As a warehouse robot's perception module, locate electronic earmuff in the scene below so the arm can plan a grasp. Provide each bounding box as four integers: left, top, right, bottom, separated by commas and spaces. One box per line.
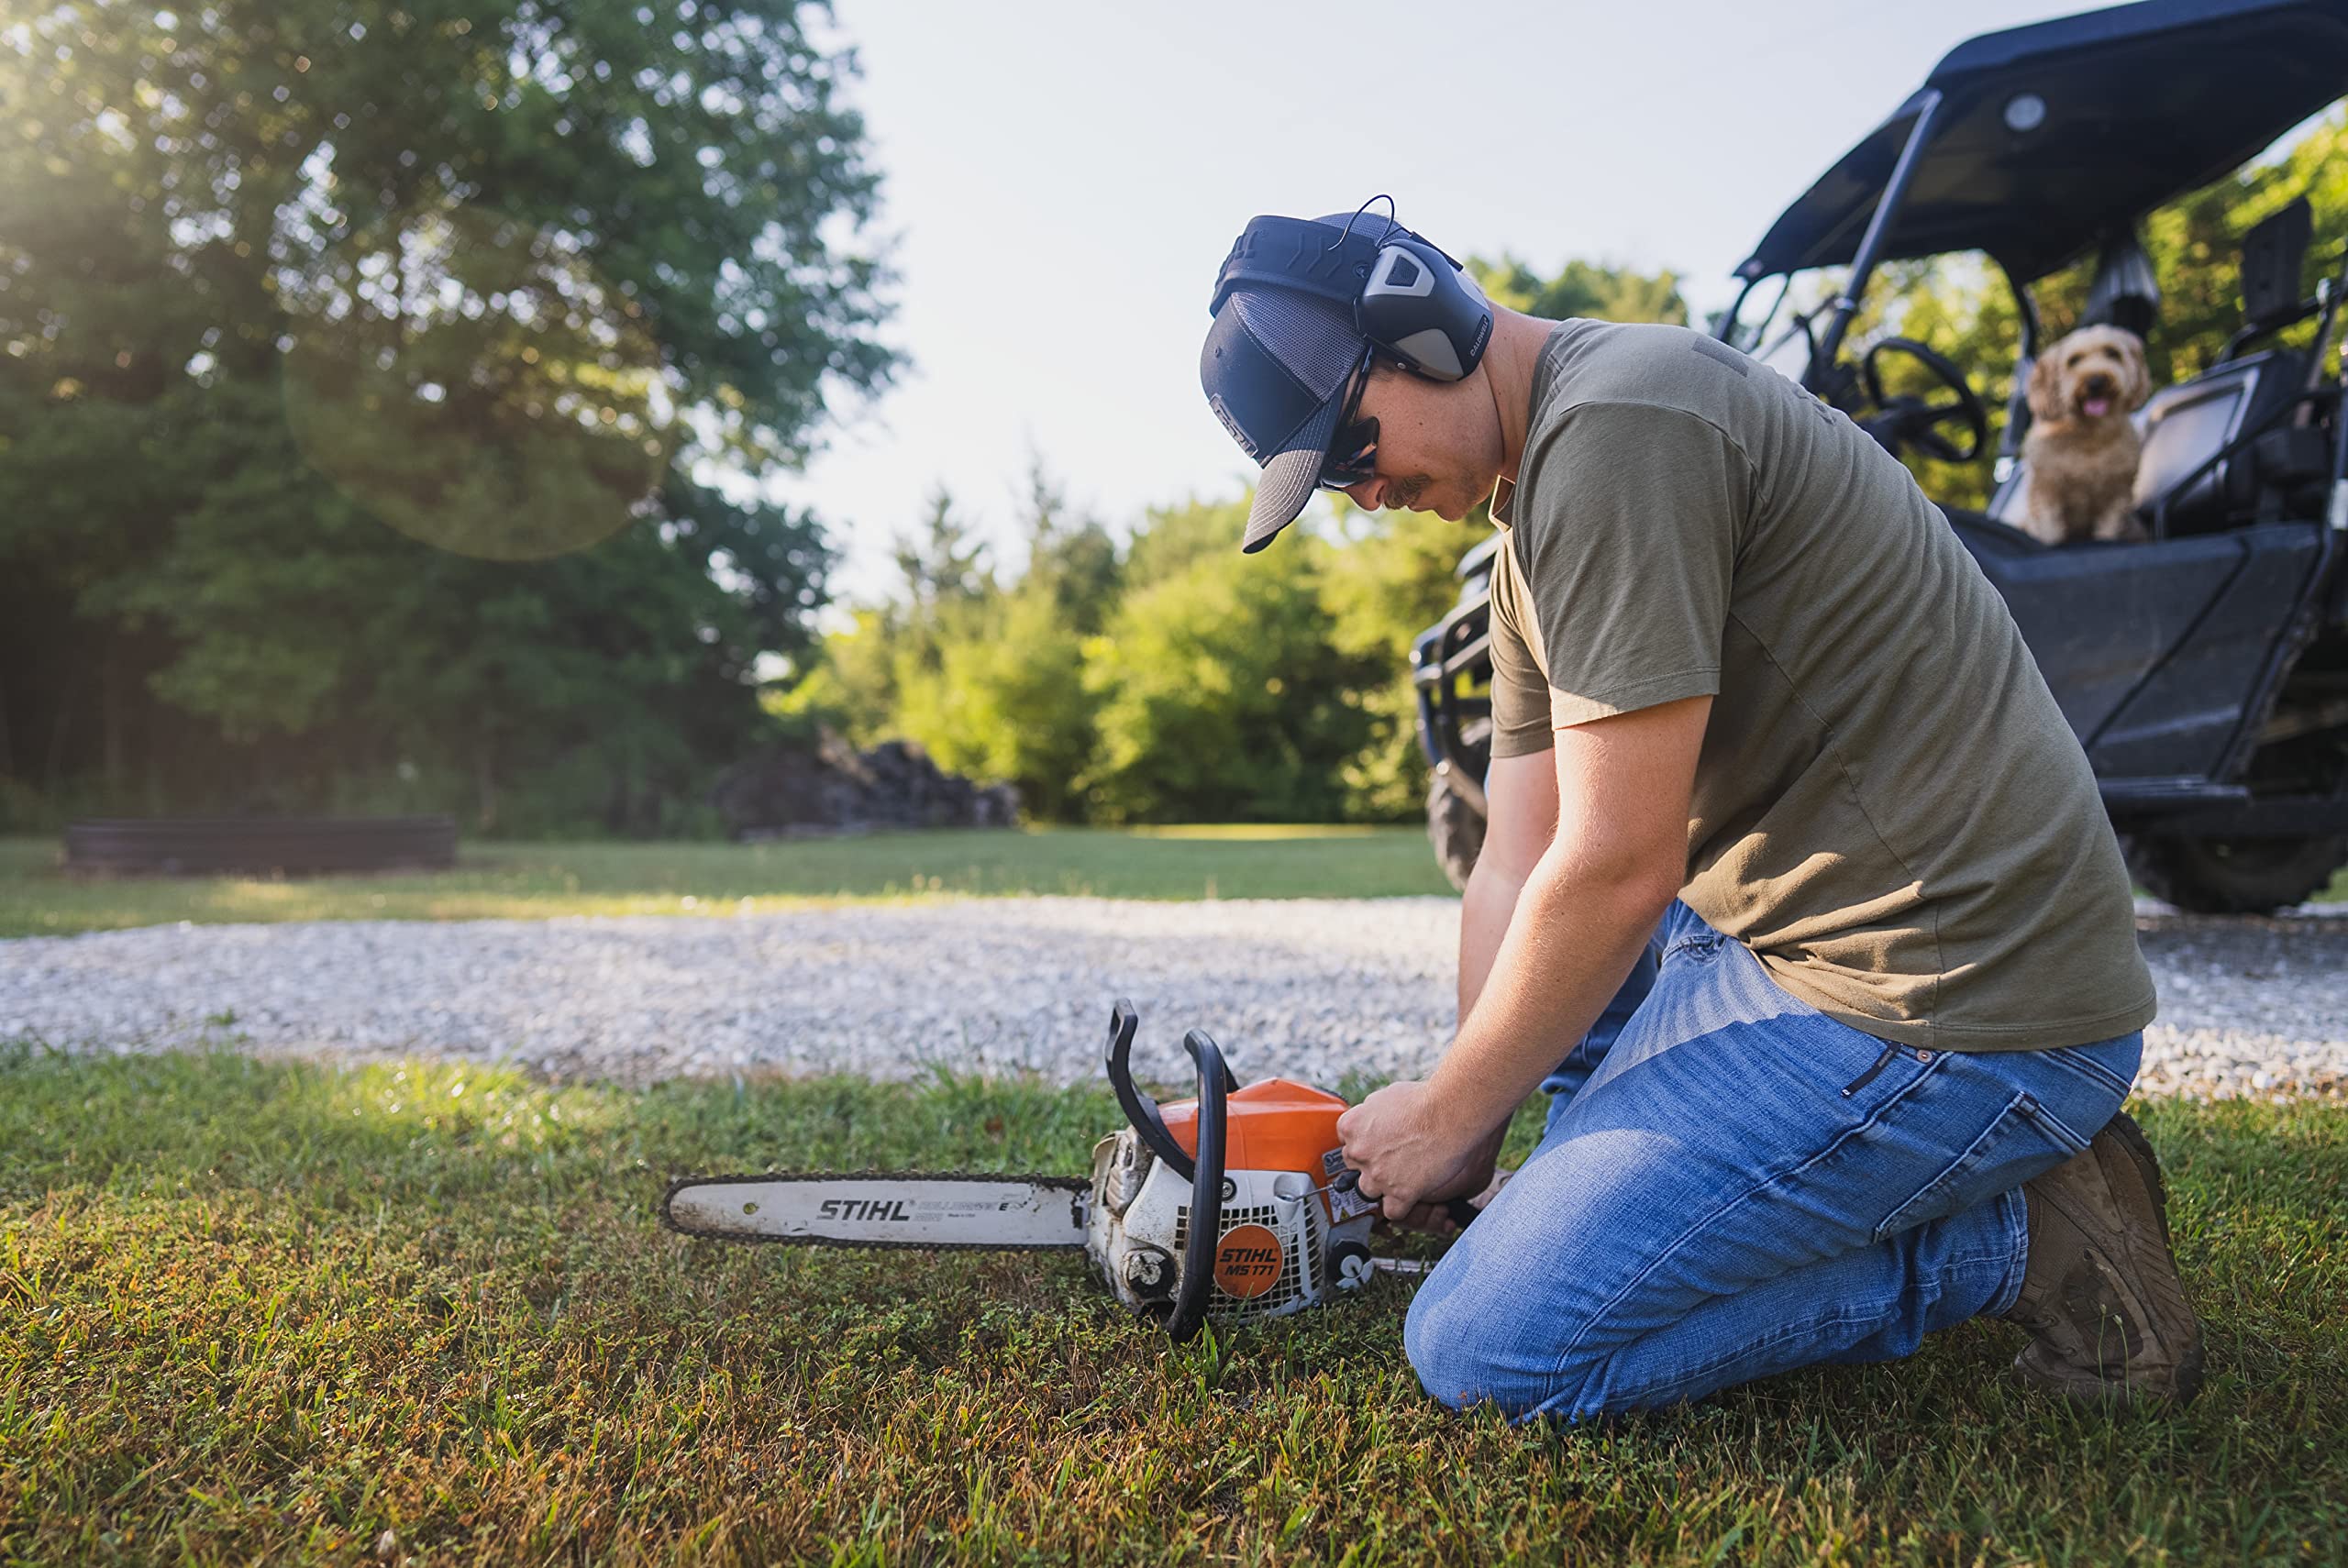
1210, 206, 1494, 383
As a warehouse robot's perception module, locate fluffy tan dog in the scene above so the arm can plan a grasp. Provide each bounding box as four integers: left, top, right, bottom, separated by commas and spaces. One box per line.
2012, 325, 2154, 545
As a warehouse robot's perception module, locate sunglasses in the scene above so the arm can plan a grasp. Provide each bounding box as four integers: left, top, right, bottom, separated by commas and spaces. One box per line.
1318, 343, 1380, 491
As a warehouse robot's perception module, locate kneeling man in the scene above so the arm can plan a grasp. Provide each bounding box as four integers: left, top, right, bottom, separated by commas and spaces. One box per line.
1198, 206, 2200, 1419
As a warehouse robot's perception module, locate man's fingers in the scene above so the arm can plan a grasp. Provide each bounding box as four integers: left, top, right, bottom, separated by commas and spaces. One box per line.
1380, 1200, 1460, 1236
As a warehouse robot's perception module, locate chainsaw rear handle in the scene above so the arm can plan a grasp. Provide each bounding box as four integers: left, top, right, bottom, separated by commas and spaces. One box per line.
1331, 1165, 1481, 1231
1104, 1000, 1233, 1344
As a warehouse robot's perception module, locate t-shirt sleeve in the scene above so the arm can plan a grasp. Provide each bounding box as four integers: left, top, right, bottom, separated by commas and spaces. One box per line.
1515, 401, 1749, 728
1484, 528, 1556, 758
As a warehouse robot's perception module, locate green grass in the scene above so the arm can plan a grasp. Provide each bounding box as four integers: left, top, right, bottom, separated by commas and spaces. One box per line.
2, 1047, 2341, 1565
0, 828, 1457, 939
10, 834, 2345, 942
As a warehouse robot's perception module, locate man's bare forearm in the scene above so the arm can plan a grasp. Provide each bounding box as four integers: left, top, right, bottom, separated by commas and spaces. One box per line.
1432, 845, 1671, 1140
1458, 854, 1527, 1028
1454, 856, 1529, 1164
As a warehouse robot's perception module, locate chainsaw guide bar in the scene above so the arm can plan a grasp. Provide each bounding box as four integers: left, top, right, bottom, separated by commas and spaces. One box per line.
660, 1170, 1092, 1253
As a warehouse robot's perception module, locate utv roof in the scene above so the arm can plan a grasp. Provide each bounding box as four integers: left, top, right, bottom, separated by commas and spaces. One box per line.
1737, 0, 2348, 283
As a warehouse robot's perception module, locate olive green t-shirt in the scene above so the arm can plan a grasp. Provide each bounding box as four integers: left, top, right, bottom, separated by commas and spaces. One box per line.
1487, 318, 2156, 1052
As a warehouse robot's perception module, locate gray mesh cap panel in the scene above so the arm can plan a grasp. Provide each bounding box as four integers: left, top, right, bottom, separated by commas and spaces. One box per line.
1232, 287, 1363, 396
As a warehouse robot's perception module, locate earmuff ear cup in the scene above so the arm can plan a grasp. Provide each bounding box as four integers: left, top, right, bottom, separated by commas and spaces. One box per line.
1355, 235, 1492, 382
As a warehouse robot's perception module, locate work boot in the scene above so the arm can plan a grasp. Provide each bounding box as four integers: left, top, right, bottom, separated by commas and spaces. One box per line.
2002, 1110, 2205, 1407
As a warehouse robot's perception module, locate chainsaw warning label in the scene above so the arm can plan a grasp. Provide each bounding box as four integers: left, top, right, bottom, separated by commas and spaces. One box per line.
1322, 1149, 1379, 1222
1213, 1223, 1285, 1298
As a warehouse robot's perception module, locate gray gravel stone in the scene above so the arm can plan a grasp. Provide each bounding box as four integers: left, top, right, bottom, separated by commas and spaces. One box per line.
2, 896, 2342, 1100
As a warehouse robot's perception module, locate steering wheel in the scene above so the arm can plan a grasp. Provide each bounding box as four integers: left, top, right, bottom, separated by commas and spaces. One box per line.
1859, 337, 1989, 464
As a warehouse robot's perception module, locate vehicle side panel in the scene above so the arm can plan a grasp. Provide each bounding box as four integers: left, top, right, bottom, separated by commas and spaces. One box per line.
1942, 512, 2323, 775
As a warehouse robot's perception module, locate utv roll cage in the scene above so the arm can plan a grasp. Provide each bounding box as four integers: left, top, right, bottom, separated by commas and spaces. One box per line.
1413, 0, 2348, 912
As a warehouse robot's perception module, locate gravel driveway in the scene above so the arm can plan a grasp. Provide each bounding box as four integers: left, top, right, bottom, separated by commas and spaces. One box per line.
3, 898, 2343, 1099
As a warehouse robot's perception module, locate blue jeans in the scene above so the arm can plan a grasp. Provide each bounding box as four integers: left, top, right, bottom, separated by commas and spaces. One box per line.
1403, 900, 2143, 1423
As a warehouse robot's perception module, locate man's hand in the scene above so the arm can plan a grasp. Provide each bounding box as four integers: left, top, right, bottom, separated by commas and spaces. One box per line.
1335, 1080, 1501, 1229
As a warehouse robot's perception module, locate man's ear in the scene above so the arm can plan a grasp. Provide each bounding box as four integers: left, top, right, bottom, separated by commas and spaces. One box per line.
2123, 334, 2154, 412
2025, 349, 2063, 424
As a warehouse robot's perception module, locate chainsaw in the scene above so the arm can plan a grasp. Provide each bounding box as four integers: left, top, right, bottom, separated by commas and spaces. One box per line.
661, 1000, 1477, 1341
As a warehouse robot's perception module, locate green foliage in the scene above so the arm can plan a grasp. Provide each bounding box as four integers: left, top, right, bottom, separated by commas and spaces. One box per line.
4, 1047, 2344, 1564
0, 0, 892, 831
1469, 255, 1690, 326
1080, 528, 1378, 824
1318, 502, 1490, 819
1120, 492, 1251, 592
788, 252, 1693, 827
897, 589, 1097, 822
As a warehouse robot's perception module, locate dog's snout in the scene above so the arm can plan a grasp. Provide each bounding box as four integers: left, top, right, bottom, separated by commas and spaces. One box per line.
2081, 373, 2117, 397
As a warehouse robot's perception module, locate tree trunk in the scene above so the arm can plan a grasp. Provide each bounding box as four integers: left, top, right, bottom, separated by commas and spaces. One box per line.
102, 646, 124, 801
43, 671, 75, 798
475, 730, 498, 834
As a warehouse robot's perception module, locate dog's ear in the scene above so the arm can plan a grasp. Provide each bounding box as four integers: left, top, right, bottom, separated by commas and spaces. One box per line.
2025, 348, 2063, 424
2121, 333, 2153, 412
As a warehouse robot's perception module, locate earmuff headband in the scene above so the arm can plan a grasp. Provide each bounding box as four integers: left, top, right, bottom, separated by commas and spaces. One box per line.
1211, 215, 1379, 316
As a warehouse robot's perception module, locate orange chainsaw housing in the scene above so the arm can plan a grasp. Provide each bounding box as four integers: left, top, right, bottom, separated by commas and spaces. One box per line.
1157, 1078, 1348, 1178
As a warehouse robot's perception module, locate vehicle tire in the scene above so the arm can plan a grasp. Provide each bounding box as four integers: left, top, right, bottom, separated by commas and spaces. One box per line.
2121, 833, 2348, 915
1426, 769, 1486, 893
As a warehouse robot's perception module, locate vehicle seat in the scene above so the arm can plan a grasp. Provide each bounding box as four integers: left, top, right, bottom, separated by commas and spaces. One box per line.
2130, 348, 2309, 535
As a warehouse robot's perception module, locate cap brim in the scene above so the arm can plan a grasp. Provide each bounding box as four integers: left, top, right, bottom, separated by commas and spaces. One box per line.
1240, 393, 1343, 553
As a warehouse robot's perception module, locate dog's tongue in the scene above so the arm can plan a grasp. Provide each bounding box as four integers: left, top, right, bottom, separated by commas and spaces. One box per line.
2084, 396, 2111, 417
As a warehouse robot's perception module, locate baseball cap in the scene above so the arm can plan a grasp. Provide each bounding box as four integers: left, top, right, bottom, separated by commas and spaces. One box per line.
1200, 221, 1374, 553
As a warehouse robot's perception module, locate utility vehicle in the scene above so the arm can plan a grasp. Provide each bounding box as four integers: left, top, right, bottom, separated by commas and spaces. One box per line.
1413, 0, 2348, 912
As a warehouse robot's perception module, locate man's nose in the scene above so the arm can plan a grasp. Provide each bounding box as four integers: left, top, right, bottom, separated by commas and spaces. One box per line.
1345, 478, 1384, 510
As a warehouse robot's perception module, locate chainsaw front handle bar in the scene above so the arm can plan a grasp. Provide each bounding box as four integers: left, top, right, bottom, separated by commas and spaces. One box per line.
1104, 999, 1234, 1344
1104, 999, 1236, 1184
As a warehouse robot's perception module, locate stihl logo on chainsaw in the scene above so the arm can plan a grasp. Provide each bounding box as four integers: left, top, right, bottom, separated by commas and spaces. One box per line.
818, 1198, 913, 1222
1213, 1223, 1285, 1299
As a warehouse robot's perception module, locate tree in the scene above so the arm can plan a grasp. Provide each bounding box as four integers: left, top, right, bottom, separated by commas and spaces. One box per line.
0, 0, 894, 829
1014, 458, 1121, 639
843, 470, 1112, 820
1079, 523, 1375, 824
1317, 502, 1489, 820
1469, 256, 1690, 326
892, 486, 997, 624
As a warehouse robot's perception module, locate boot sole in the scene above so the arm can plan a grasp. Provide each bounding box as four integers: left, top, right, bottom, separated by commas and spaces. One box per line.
2013, 1110, 2206, 1408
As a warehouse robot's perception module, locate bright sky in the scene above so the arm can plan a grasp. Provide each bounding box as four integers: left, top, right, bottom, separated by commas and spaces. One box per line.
781, 0, 2133, 605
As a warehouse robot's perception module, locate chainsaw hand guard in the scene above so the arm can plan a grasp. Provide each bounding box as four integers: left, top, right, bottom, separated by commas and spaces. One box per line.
1103, 999, 1236, 1182
1104, 999, 1234, 1343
